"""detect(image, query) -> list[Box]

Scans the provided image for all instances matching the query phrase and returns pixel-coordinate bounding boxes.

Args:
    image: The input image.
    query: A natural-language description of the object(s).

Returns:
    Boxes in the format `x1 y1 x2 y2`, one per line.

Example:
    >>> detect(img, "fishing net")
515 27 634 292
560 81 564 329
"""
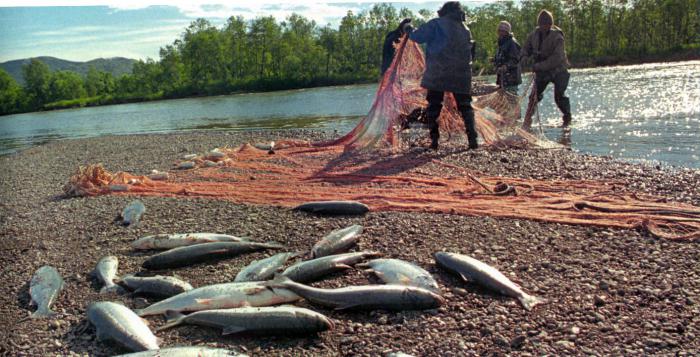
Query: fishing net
63 36 700 241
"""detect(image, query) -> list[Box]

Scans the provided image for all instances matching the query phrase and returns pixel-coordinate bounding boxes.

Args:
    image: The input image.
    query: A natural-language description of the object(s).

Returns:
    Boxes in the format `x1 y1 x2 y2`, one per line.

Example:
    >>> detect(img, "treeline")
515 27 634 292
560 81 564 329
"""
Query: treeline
1 0 698 115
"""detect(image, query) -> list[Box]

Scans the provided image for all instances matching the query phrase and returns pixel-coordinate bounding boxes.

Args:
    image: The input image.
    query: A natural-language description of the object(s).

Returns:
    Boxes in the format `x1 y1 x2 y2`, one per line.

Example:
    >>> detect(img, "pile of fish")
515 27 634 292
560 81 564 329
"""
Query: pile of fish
27 199 544 355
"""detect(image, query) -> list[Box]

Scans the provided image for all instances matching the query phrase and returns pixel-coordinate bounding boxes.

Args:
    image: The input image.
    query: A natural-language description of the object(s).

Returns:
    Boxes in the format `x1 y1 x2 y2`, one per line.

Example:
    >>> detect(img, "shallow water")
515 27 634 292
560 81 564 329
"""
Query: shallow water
0 61 698 168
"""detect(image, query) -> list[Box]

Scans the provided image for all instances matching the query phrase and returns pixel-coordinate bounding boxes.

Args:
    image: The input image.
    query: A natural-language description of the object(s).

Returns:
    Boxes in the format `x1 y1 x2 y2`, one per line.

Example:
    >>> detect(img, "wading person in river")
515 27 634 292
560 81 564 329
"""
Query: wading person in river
404 1 478 150
520 10 572 128
493 21 522 95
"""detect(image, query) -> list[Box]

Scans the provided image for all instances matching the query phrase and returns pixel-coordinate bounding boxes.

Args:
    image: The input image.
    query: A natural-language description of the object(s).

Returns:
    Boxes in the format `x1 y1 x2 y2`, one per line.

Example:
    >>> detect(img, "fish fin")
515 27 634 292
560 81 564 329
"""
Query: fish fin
222 325 247 335
398 274 412 284
519 294 545 311
355 262 369 269
100 285 125 294
194 298 214 305
459 273 472 282
140 317 150 326
333 263 353 270
157 310 186 331
262 241 285 249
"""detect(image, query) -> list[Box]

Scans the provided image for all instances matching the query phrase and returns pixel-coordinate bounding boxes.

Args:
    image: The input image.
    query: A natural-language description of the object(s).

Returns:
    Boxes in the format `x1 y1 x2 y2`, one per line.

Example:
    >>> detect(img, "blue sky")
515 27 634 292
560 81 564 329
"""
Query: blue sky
0 1 480 63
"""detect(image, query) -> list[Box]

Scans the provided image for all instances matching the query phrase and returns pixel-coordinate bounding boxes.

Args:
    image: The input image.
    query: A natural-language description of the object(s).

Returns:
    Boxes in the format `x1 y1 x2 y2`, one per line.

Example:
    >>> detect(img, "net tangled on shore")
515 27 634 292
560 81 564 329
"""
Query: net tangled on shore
64 36 700 241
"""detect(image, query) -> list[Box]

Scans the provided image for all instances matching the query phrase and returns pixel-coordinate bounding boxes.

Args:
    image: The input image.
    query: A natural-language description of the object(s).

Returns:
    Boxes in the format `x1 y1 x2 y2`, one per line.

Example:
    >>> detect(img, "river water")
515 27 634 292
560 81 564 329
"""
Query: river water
1 61 698 168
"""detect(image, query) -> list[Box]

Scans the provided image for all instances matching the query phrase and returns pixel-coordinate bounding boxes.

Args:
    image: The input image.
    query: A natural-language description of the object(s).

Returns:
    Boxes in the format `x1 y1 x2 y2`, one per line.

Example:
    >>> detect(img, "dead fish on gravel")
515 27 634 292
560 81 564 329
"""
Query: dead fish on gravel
311 224 363 258
158 306 334 335
234 252 298 282
135 282 300 316
434 252 544 310
132 233 248 250
142 241 284 270
95 256 124 294
114 347 247 357
293 201 369 215
266 274 444 311
120 200 146 226
119 274 193 298
87 301 159 352
282 251 380 283
359 258 439 293
29 265 64 318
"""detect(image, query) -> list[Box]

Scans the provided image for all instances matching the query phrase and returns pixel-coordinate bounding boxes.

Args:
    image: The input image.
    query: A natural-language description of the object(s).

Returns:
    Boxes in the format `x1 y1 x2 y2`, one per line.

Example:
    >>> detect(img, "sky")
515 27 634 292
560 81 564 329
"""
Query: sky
0 1 481 63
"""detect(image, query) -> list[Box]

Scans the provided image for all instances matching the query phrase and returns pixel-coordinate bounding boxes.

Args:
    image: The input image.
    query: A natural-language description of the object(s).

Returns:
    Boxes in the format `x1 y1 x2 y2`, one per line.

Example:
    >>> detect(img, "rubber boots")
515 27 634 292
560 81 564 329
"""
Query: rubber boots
461 107 478 150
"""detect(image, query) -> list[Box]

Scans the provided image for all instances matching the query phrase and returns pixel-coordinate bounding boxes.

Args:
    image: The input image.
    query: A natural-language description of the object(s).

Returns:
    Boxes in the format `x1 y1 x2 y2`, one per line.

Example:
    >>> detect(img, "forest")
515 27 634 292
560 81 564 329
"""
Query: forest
1 0 698 115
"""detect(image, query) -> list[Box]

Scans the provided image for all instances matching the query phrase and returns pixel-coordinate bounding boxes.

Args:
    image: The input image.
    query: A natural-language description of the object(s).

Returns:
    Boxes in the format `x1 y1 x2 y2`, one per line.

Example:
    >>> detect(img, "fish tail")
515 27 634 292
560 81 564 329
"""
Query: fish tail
519 294 545 311
157 310 187 331
263 241 285 249
264 273 293 288
30 306 54 319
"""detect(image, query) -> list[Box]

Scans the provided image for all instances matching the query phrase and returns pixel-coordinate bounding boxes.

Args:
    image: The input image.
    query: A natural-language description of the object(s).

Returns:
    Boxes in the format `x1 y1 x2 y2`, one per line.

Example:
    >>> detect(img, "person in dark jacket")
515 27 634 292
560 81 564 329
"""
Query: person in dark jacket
520 9 572 128
494 21 522 94
381 18 413 75
404 1 477 150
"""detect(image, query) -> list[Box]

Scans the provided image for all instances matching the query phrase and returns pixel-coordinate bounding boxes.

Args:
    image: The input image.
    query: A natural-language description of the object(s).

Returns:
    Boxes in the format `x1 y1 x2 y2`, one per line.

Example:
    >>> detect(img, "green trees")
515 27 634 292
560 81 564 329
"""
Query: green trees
1 1 698 115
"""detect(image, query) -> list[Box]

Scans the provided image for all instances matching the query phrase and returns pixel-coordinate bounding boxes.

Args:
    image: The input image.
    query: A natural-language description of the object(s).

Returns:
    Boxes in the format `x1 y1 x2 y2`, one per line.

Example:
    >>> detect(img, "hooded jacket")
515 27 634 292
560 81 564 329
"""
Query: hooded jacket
494 34 522 87
521 25 569 79
409 11 472 94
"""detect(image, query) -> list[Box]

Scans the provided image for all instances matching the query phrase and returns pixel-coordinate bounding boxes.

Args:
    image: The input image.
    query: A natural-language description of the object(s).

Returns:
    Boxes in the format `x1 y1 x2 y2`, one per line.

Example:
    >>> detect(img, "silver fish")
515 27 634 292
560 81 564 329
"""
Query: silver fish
158 306 334 335
122 200 146 226
361 258 439 293
311 224 363 258
142 241 284 270
434 252 544 310
119 274 193 298
234 252 297 282
114 347 247 357
294 201 369 215
87 301 159 352
266 274 444 311
29 265 64 318
132 233 248 250
135 282 300 316
282 251 380 283
95 256 123 294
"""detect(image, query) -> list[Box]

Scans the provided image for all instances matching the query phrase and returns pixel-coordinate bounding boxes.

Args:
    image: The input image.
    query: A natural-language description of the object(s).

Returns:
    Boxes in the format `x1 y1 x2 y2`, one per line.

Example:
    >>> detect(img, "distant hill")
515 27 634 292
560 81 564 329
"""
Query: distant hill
0 56 136 85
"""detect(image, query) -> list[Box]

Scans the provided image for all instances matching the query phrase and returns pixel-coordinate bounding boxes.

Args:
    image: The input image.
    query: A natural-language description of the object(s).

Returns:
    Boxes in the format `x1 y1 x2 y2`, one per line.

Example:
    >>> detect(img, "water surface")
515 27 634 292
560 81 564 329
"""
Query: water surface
1 61 698 168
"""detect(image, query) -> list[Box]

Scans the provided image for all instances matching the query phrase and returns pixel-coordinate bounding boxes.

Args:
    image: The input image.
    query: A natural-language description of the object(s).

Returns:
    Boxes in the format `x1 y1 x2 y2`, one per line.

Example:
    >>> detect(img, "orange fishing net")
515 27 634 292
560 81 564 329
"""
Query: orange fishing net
64 36 700 241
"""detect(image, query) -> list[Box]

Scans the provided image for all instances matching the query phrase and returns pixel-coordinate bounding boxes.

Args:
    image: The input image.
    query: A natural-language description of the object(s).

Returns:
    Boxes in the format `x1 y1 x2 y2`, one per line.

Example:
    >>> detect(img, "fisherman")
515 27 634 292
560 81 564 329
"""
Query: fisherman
403 1 478 150
493 20 522 94
381 18 413 76
520 10 572 128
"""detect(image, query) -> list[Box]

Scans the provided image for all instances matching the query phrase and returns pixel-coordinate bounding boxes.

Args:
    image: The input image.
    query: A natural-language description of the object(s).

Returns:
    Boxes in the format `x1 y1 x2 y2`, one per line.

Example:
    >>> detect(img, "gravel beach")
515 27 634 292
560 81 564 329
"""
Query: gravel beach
1 130 699 356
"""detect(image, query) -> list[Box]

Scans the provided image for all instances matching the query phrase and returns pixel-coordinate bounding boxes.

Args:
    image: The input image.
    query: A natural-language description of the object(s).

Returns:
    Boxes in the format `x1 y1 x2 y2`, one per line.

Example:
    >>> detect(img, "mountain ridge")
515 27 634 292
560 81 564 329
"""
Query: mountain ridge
0 56 136 85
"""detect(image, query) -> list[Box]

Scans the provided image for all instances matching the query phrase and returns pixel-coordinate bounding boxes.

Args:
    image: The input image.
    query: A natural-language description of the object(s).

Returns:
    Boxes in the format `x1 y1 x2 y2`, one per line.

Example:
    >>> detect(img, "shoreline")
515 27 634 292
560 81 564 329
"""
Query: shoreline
3 56 698 116
1 130 698 356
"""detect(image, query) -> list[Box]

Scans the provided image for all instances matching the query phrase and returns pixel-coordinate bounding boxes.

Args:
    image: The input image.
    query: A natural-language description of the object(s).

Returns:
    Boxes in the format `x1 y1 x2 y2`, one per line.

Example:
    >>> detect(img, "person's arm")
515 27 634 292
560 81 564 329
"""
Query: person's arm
505 40 520 70
520 32 534 61
533 33 565 72
408 19 435 44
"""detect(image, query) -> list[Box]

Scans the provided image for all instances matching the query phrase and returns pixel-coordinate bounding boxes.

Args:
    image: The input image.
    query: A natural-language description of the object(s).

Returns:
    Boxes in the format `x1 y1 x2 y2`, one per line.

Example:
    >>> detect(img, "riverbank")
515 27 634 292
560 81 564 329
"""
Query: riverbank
1 130 699 356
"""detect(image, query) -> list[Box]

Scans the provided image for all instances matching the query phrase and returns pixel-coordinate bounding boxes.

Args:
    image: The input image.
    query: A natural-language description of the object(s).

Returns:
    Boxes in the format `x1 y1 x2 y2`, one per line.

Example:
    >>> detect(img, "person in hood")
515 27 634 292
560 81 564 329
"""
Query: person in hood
493 20 522 94
403 1 477 150
520 9 572 128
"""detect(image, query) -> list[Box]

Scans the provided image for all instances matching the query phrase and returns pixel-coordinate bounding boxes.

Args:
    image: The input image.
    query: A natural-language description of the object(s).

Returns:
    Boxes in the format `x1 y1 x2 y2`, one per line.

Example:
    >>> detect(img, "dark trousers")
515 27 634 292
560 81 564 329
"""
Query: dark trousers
535 70 571 119
426 90 477 144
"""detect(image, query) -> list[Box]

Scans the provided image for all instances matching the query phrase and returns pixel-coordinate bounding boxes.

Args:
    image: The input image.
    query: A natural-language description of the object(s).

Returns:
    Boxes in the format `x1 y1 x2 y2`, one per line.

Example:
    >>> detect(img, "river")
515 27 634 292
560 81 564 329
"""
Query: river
1 60 698 168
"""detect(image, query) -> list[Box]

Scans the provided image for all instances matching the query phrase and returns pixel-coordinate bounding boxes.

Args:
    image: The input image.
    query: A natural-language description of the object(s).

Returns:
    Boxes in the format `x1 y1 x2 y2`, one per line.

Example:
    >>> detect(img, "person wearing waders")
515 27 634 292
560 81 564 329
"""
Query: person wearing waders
520 10 572 128
493 21 522 95
403 1 478 150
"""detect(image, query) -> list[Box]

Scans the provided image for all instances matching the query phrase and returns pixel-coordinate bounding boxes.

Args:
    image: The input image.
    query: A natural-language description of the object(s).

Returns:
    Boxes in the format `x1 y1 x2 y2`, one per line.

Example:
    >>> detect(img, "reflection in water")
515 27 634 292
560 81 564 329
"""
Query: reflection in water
0 61 698 167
